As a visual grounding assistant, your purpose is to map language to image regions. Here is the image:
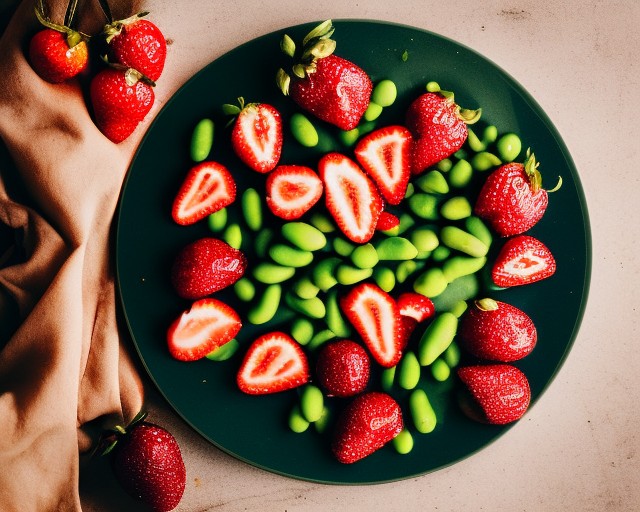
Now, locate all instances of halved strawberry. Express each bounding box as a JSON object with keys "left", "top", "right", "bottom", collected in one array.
[
  {"left": 227, "top": 99, "right": 283, "bottom": 173},
  {"left": 319, "top": 153, "right": 382, "bottom": 244},
  {"left": 340, "top": 283, "right": 402, "bottom": 368},
  {"left": 237, "top": 332, "right": 310, "bottom": 394},
  {"left": 265, "top": 165, "right": 323, "bottom": 220},
  {"left": 354, "top": 125, "right": 412, "bottom": 205},
  {"left": 396, "top": 292, "right": 436, "bottom": 347},
  {"left": 171, "top": 162, "right": 236, "bottom": 226},
  {"left": 492, "top": 235, "right": 557, "bottom": 287},
  {"left": 167, "top": 298, "right": 242, "bottom": 362}
]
